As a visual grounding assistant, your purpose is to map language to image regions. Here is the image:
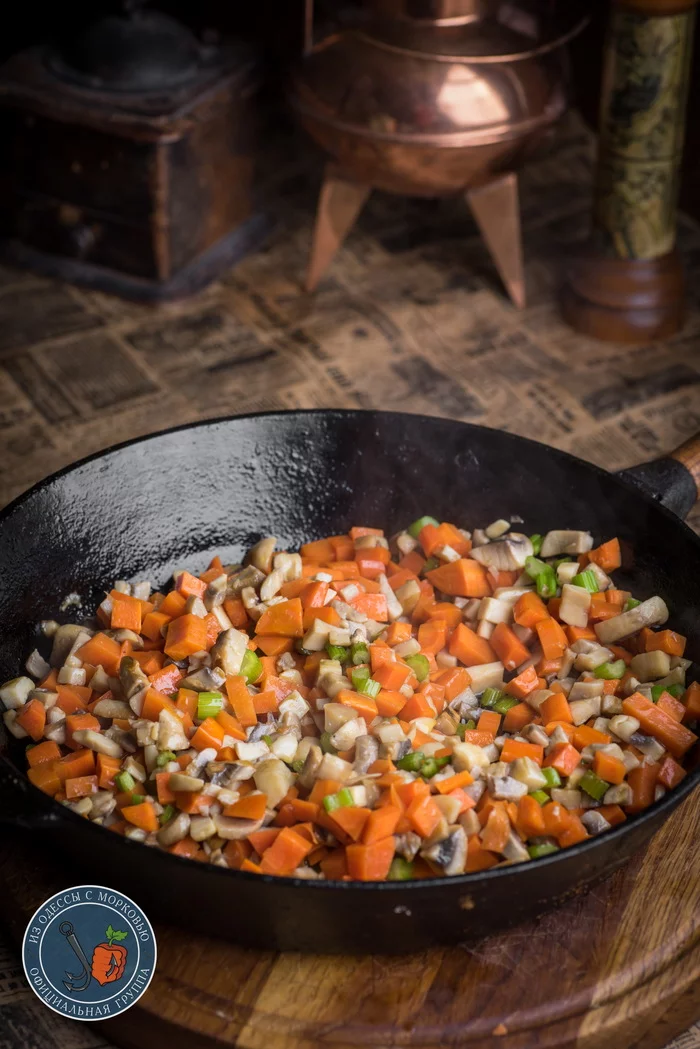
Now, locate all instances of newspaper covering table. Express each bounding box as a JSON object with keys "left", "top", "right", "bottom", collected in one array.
[{"left": 0, "top": 114, "right": 698, "bottom": 1046}]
